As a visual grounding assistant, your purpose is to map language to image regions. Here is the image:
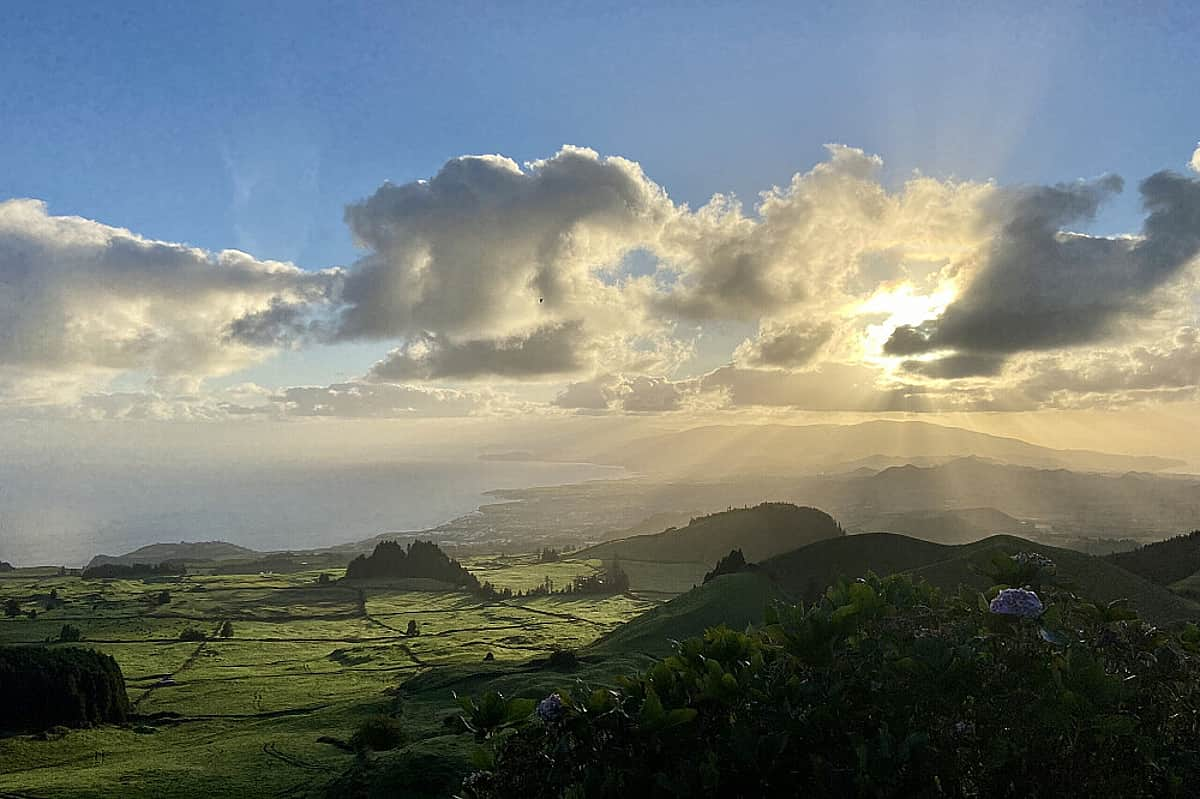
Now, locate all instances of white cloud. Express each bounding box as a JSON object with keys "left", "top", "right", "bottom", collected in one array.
[
  {"left": 271, "top": 381, "right": 512, "bottom": 418},
  {"left": 0, "top": 199, "right": 339, "bottom": 382}
]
